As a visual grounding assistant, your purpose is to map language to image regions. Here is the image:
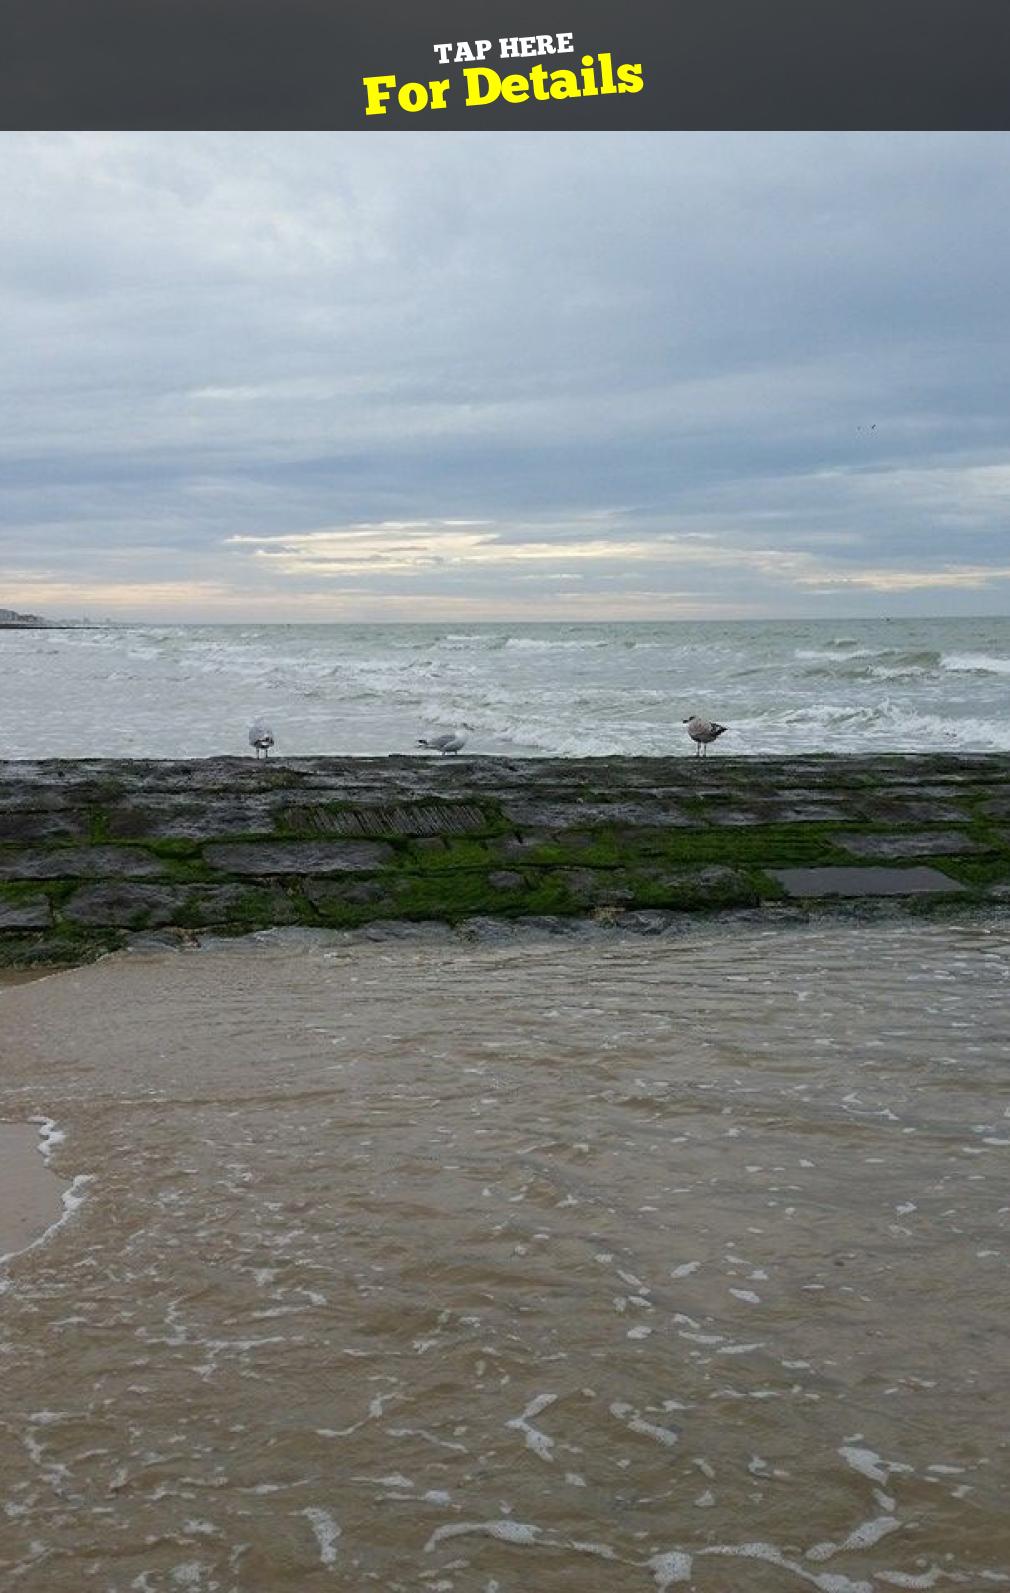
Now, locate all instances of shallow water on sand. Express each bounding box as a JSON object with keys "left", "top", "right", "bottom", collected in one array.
[{"left": 0, "top": 923, "right": 1008, "bottom": 1590}]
